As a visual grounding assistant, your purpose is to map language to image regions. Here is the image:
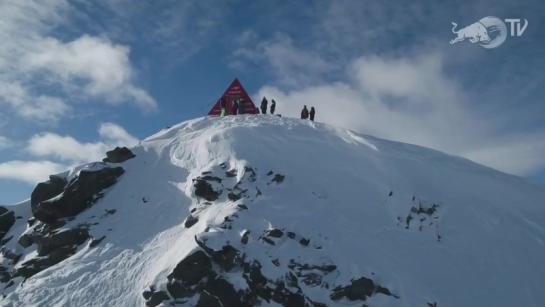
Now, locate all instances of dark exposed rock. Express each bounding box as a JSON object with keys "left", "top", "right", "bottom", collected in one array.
[
  {"left": 32, "top": 167, "right": 124, "bottom": 224},
  {"left": 244, "top": 166, "right": 256, "bottom": 182},
  {"left": 90, "top": 236, "right": 106, "bottom": 247},
  {"left": 228, "top": 192, "right": 242, "bottom": 201},
  {"left": 299, "top": 238, "right": 310, "bottom": 246},
  {"left": 169, "top": 250, "right": 212, "bottom": 285},
  {"left": 145, "top": 290, "right": 170, "bottom": 307},
  {"left": 267, "top": 228, "right": 283, "bottom": 238},
  {"left": 241, "top": 231, "right": 250, "bottom": 244},
  {"left": 18, "top": 234, "right": 33, "bottom": 248},
  {"left": 0, "top": 266, "right": 11, "bottom": 283},
  {"left": 30, "top": 175, "right": 66, "bottom": 206},
  {"left": 225, "top": 169, "right": 237, "bottom": 177},
  {"left": 200, "top": 176, "right": 222, "bottom": 183},
  {"left": 266, "top": 171, "right": 273, "bottom": 176},
  {"left": 287, "top": 232, "right": 296, "bottom": 239},
  {"left": 185, "top": 215, "right": 199, "bottom": 228},
  {"left": 0, "top": 248, "right": 21, "bottom": 264},
  {"left": 330, "top": 277, "right": 395, "bottom": 301},
  {"left": 262, "top": 237, "right": 275, "bottom": 245},
  {"left": 194, "top": 179, "right": 220, "bottom": 201},
  {"left": 271, "top": 174, "right": 285, "bottom": 184},
  {"left": 199, "top": 277, "right": 242, "bottom": 307},
  {"left": 237, "top": 204, "right": 248, "bottom": 210},
  {"left": 102, "top": 147, "right": 136, "bottom": 163},
  {"left": 197, "top": 291, "right": 221, "bottom": 307},
  {"left": 0, "top": 209, "right": 15, "bottom": 241},
  {"left": 104, "top": 209, "right": 116, "bottom": 216},
  {"left": 0, "top": 235, "right": 12, "bottom": 245},
  {"left": 34, "top": 228, "right": 89, "bottom": 256},
  {"left": 210, "top": 245, "right": 241, "bottom": 272}
]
